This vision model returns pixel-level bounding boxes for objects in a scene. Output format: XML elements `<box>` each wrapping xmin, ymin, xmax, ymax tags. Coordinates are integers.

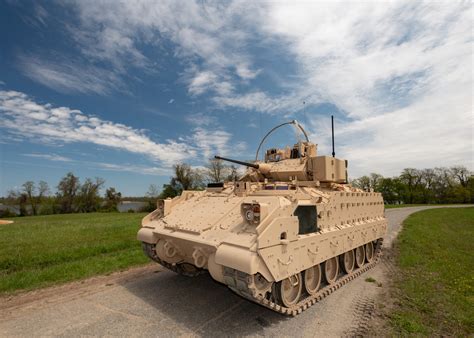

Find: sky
<box><xmin>0</xmin><ymin>1</ymin><xmax>472</xmax><ymax>197</ymax></box>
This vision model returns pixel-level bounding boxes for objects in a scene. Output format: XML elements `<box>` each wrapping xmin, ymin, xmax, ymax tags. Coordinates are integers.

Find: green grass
<box><xmin>389</xmin><ymin>208</ymin><xmax>474</xmax><ymax>336</ymax></box>
<box><xmin>0</xmin><ymin>213</ymin><xmax>149</xmax><ymax>294</ymax></box>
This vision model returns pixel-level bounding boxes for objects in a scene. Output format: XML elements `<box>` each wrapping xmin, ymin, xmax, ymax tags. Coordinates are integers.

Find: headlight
<box><xmin>241</xmin><ymin>203</ymin><xmax>261</xmax><ymax>225</ymax></box>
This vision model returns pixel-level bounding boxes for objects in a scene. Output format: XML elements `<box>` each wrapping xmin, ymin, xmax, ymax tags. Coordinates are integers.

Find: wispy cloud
<box><xmin>20</xmin><ymin>153</ymin><xmax>172</xmax><ymax>176</ymax></box>
<box><xmin>66</xmin><ymin>1</ymin><xmax>263</xmax><ymax>96</ymax></box>
<box><xmin>22</xmin><ymin>153</ymin><xmax>73</xmax><ymax>162</ymax></box>
<box><xmin>0</xmin><ymin>90</ymin><xmax>193</xmax><ymax>165</ymax></box>
<box><xmin>18</xmin><ymin>54</ymin><xmax>123</xmax><ymax>95</ymax></box>
<box><xmin>185</xmin><ymin>112</ymin><xmax>217</xmax><ymax>127</ymax></box>
<box><xmin>92</xmin><ymin>162</ymin><xmax>171</xmax><ymax>176</ymax></box>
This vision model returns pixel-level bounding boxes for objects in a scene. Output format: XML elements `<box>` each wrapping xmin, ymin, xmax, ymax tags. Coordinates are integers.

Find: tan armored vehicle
<box><xmin>138</xmin><ymin>120</ymin><xmax>387</xmax><ymax>315</ymax></box>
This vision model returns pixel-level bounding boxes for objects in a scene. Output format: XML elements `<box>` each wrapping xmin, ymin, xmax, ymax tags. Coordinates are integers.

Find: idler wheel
<box><xmin>341</xmin><ymin>250</ymin><xmax>355</xmax><ymax>274</ymax></box>
<box><xmin>355</xmin><ymin>245</ymin><xmax>365</xmax><ymax>268</ymax></box>
<box><xmin>365</xmin><ymin>242</ymin><xmax>374</xmax><ymax>263</ymax></box>
<box><xmin>273</xmin><ymin>273</ymin><xmax>302</xmax><ymax>307</ymax></box>
<box><xmin>303</xmin><ymin>264</ymin><xmax>321</xmax><ymax>295</ymax></box>
<box><xmin>324</xmin><ymin>257</ymin><xmax>339</xmax><ymax>284</ymax></box>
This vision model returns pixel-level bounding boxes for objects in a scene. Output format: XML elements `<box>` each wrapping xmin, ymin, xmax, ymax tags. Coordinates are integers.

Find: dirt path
<box><xmin>0</xmin><ymin>206</ymin><xmax>469</xmax><ymax>337</ymax></box>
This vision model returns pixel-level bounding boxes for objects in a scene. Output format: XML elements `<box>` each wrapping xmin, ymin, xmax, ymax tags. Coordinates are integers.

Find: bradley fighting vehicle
<box><xmin>138</xmin><ymin>120</ymin><xmax>387</xmax><ymax>315</ymax></box>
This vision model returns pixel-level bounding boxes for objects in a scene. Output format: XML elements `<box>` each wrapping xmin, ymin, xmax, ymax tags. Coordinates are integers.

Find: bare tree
<box><xmin>226</xmin><ymin>165</ymin><xmax>241</xmax><ymax>182</ymax></box>
<box><xmin>206</xmin><ymin>158</ymin><xmax>228</xmax><ymax>183</ymax></box>
<box><xmin>450</xmin><ymin>166</ymin><xmax>471</xmax><ymax>187</ymax></box>
<box><xmin>22</xmin><ymin>181</ymin><xmax>37</xmax><ymax>215</ymax></box>
<box><xmin>146</xmin><ymin>184</ymin><xmax>160</xmax><ymax>198</ymax></box>
<box><xmin>21</xmin><ymin>180</ymin><xmax>50</xmax><ymax>215</ymax></box>
<box><xmin>38</xmin><ymin>180</ymin><xmax>50</xmax><ymax>198</ymax></box>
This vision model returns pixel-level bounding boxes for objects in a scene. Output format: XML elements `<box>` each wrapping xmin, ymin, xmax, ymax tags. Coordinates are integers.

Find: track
<box><xmin>0</xmin><ymin>206</ymin><xmax>469</xmax><ymax>337</ymax></box>
<box><xmin>225</xmin><ymin>239</ymin><xmax>383</xmax><ymax>316</ymax></box>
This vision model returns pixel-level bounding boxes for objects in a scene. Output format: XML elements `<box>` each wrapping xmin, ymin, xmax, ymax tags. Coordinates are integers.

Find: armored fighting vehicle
<box><xmin>138</xmin><ymin>120</ymin><xmax>387</xmax><ymax>315</ymax></box>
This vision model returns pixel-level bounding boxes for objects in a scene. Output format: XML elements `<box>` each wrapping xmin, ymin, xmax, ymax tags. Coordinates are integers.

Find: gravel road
<box><xmin>0</xmin><ymin>206</ymin><xmax>468</xmax><ymax>337</ymax></box>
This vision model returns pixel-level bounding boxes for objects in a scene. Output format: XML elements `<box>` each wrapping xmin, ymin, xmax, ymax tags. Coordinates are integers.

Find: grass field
<box><xmin>0</xmin><ymin>213</ymin><xmax>149</xmax><ymax>294</ymax></box>
<box><xmin>389</xmin><ymin>207</ymin><xmax>474</xmax><ymax>336</ymax></box>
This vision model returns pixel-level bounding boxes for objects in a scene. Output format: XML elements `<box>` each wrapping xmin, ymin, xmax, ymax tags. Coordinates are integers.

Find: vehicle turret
<box><xmin>215</xmin><ymin>120</ymin><xmax>347</xmax><ymax>184</ymax></box>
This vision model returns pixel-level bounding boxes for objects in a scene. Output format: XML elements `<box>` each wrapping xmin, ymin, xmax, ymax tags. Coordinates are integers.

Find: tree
<box><xmin>18</xmin><ymin>193</ymin><xmax>28</xmax><ymax>216</ymax></box>
<box><xmin>399</xmin><ymin>168</ymin><xmax>422</xmax><ymax>204</ymax></box>
<box><xmin>226</xmin><ymin>165</ymin><xmax>241</xmax><ymax>181</ymax></box>
<box><xmin>170</xmin><ymin>163</ymin><xmax>204</xmax><ymax>192</ymax></box>
<box><xmin>21</xmin><ymin>180</ymin><xmax>49</xmax><ymax>215</ymax></box>
<box><xmin>77</xmin><ymin>177</ymin><xmax>105</xmax><ymax>213</ymax></box>
<box><xmin>104</xmin><ymin>187</ymin><xmax>122</xmax><ymax>212</ymax></box>
<box><xmin>420</xmin><ymin>169</ymin><xmax>436</xmax><ymax>203</ymax></box>
<box><xmin>22</xmin><ymin>181</ymin><xmax>37</xmax><ymax>215</ymax></box>
<box><xmin>57</xmin><ymin>172</ymin><xmax>80</xmax><ymax>213</ymax></box>
<box><xmin>206</xmin><ymin>158</ymin><xmax>228</xmax><ymax>183</ymax></box>
<box><xmin>369</xmin><ymin>173</ymin><xmax>383</xmax><ymax>191</ymax></box>
<box><xmin>352</xmin><ymin>176</ymin><xmax>371</xmax><ymax>191</ymax></box>
<box><xmin>378</xmin><ymin>178</ymin><xmax>402</xmax><ymax>204</ymax></box>
<box><xmin>146</xmin><ymin>184</ymin><xmax>160</xmax><ymax>198</ymax></box>
<box><xmin>450</xmin><ymin>166</ymin><xmax>470</xmax><ymax>187</ymax></box>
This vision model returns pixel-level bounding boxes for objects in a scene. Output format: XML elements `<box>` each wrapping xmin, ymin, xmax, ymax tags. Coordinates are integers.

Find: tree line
<box><xmin>1</xmin><ymin>173</ymin><xmax>122</xmax><ymax>217</ymax></box>
<box><xmin>351</xmin><ymin>166</ymin><xmax>473</xmax><ymax>204</ymax></box>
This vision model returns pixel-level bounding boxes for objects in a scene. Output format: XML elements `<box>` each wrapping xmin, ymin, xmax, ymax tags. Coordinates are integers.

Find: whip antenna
<box><xmin>331</xmin><ymin>115</ymin><xmax>335</xmax><ymax>157</ymax></box>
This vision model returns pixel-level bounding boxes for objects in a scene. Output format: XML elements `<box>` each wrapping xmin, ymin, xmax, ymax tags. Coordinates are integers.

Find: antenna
<box><xmin>331</xmin><ymin>115</ymin><xmax>335</xmax><ymax>157</ymax></box>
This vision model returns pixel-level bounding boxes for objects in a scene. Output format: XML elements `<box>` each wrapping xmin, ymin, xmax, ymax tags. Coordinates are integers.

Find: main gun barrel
<box><xmin>214</xmin><ymin>156</ymin><xmax>259</xmax><ymax>169</ymax></box>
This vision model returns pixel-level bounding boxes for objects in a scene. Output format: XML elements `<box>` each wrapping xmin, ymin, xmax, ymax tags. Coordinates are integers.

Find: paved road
<box><xmin>0</xmin><ymin>206</ymin><xmax>469</xmax><ymax>337</ymax></box>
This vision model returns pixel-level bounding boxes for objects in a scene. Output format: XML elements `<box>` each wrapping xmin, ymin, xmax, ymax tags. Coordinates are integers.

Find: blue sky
<box><xmin>0</xmin><ymin>1</ymin><xmax>472</xmax><ymax>196</ymax></box>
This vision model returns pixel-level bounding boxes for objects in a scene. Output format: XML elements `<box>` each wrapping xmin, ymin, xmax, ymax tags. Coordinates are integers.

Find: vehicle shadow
<box><xmin>122</xmin><ymin>268</ymin><xmax>289</xmax><ymax>336</ymax></box>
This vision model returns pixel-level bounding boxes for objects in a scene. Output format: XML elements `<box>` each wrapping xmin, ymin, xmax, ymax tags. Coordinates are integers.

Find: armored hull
<box><xmin>138</xmin><ymin>120</ymin><xmax>387</xmax><ymax>315</ymax></box>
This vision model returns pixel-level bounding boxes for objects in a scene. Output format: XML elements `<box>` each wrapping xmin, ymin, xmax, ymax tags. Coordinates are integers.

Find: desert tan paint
<box><xmin>138</xmin><ymin>121</ymin><xmax>387</xmax><ymax>309</ymax></box>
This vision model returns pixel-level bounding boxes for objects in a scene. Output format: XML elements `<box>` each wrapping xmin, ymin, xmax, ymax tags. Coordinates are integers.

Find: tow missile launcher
<box><xmin>138</xmin><ymin>120</ymin><xmax>387</xmax><ymax>315</ymax></box>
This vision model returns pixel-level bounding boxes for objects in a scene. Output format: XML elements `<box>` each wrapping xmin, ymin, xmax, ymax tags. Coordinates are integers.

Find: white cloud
<box><xmin>256</xmin><ymin>2</ymin><xmax>473</xmax><ymax>175</ymax></box>
<box><xmin>22</xmin><ymin>153</ymin><xmax>73</xmax><ymax>162</ymax></box>
<box><xmin>67</xmin><ymin>1</ymin><xmax>263</xmax><ymax>96</ymax></box>
<box><xmin>93</xmin><ymin>162</ymin><xmax>171</xmax><ymax>176</ymax></box>
<box><xmin>0</xmin><ymin>90</ymin><xmax>194</xmax><ymax>166</ymax></box>
<box><xmin>235</xmin><ymin>63</ymin><xmax>260</xmax><ymax>80</ymax></box>
<box><xmin>1</xmin><ymin>90</ymin><xmax>243</xmax><ymax>169</ymax></box>
<box><xmin>168</xmin><ymin>99</ymin><xmax>174</xmax><ymax>104</ymax></box>
<box><xmin>189</xmin><ymin>127</ymin><xmax>246</xmax><ymax>160</ymax></box>
<box><xmin>18</xmin><ymin>55</ymin><xmax>123</xmax><ymax>95</ymax></box>
<box><xmin>20</xmin><ymin>152</ymin><xmax>172</xmax><ymax>176</ymax></box>
<box><xmin>188</xmin><ymin>71</ymin><xmax>218</xmax><ymax>95</ymax></box>
<box><xmin>185</xmin><ymin>113</ymin><xmax>217</xmax><ymax>127</ymax></box>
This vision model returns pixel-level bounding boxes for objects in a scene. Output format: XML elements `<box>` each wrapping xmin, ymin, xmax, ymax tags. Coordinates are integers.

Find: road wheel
<box><xmin>273</xmin><ymin>273</ymin><xmax>302</xmax><ymax>307</ymax></box>
<box><xmin>355</xmin><ymin>246</ymin><xmax>365</xmax><ymax>268</ymax></box>
<box><xmin>324</xmin><ymin>257</ymin><xmax>339</xmax><ymax>284</ymax></box>
<box><xmin>365</xmin><ymin>242</ymin><xmax>374</xmax><ymax>263</ymax></box>
<box><xmin>341</xmin><ymin>250</ymin><xmax>355</xmax><ymax>274</ymax></box>
<box><xmin>304</xmin><ymin>264</ymin><xmax>321</xmax><ymax>295</ymax></box>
